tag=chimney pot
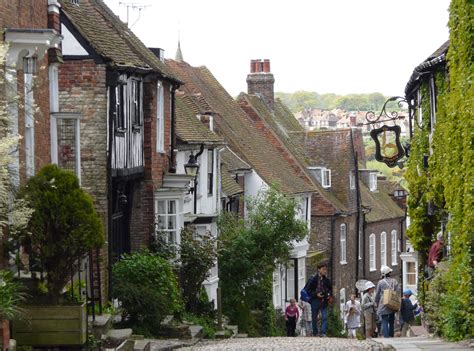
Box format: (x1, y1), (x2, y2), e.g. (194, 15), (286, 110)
(250, 60), (256, 73)
(263, 59), (270, 73)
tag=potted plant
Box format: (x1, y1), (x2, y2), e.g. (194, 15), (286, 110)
(12, 164), (104, 347)
(0, 270), (26, 350)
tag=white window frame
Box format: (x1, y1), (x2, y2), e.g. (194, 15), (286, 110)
(358, 229), (362, 260)
(340, 223), (347, 264)
(155, 198), (179, 244)
(51, 113), (82, 183)
(391, 230), (398, 265)
(369, 172), (377, 192)
(322, 168), (331, 188)
(380, 231), (387, 267)
(349, 171), (356, 190)
(369, 234), (376, 271)
(156, 80), (165, 152)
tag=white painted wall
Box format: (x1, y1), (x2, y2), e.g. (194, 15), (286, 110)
(61, 24), (88, 56)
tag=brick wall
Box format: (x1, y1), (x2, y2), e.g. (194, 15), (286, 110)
(58, 59), (109, 300)
(363, 218), (404, 285)
(0, 0), (48, 29)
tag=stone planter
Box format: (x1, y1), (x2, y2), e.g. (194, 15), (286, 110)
(12, 303), (86, 347)
(0, 319), (10, 351)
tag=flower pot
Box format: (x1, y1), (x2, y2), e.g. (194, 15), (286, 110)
(0, 319), (10, 351)
(12, 303), (86, 347)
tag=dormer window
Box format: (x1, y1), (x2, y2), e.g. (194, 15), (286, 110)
(369, 172), (377, 191)
(308, 167), (331, 189)
(394, 189), (406, 198)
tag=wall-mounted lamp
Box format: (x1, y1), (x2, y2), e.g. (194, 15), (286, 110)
(184, 144), (204, 214)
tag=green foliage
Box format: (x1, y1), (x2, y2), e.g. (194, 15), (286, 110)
(64, 281), (86, 303)
(178, 227), (217, 314)
(16, 165), (104, 302)
(327, 305), (346, 337)
(181, 312), (217, 339)
(275, 91), (389, 113)
(404, 0), (473, 340)
(218, 187), (308, 334)
(112, 251), (182, 333)
(0, 270), (26, 320)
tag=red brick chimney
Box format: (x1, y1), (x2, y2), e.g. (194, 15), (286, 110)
(247, 59), (275, 110)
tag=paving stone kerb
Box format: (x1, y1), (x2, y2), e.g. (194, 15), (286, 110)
(178, 337), (391, 350)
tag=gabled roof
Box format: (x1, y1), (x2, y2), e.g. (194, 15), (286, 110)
(165, 59), (314, 195)
(60, 0), (180, 82)
(221, 147), (252, 172)
(361, 183), (405, 223)
(221, 164), (243, 197)
(239, 94), (345, 212)
(175, 95), (224, 145)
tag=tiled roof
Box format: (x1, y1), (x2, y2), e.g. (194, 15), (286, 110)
(60, 0), (179, 82)
(239, 94), (346, 212)
(361, 184), (405, 223)
(165, 59), (314, 195)
(221, 164), (243, 197)
(221, 147), (251, 172)
(175, 95), (225, 145)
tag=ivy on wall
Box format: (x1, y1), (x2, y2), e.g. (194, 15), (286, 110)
(405, 0), (473, 340)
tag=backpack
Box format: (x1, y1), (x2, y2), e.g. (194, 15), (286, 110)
(300, 276), (316, 303)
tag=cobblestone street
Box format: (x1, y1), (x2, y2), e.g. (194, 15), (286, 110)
(178, 337), (386, 351)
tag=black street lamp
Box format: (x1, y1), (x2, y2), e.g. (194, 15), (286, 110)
(184, 144), (204, 214)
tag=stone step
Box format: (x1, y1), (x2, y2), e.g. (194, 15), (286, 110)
(89, 313), (113, 339)
(226, 324), (239, 336)
(133, 339), (151, 351)
(189, 325), (203, 340)
(107, 328), (133, 340)
(235, 333), (248, 338)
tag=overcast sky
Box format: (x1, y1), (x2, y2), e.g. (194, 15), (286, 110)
(103, 0), (450, 97)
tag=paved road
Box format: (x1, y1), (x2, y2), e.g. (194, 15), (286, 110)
(375, 335), (473, 350)
(178, 337), (388, 350)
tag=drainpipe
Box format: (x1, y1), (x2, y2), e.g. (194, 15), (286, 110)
(354, 151), (362, 282)
(169, 85), (177, 173)
(106, 85), (114, 300)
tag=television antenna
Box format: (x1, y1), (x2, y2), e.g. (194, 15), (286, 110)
(119, 2), (151, 27)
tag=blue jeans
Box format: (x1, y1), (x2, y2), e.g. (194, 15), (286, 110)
(381, 313), (395, 337)
(311, 298), (328, 336)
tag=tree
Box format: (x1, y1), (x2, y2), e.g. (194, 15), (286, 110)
(178, 226), (217, 314)
(17, 165), (104, 302)
(218, 187), (308, 334)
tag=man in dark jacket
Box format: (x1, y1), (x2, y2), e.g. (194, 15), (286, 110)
(306, 263), (332, 336)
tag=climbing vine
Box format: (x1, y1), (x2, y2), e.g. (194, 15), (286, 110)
(405, 0), (473, 340)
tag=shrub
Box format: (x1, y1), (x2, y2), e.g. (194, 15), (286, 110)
(112, 251), (182, 332)
(178, 227), (217, 314)
(16, 165), (104, 303)
(0, 270), (26, 320)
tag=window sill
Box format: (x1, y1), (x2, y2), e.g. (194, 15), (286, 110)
(132, 125), (142, 133)
(391, 262), (398, 266)
(115, 128), (126, 136)
(370, 268), (376, 272)
(340, 261), (347, 265)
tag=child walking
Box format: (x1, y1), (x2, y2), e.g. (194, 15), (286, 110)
(345, 293), (361, 338)
(400, 289), (418, 337)
(298, 299), (312, 336)
(285, 298), (300, 337)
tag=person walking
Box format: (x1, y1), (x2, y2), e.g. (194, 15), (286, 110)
(305, 263), (332, 337)
(361, 281), (377, 338)
(298, 299), (312, 336)
(375, 265), (400, 338)
(285, 298), (299, 337)
(344, 293), (361, 338)
(400, 289), (418, 337)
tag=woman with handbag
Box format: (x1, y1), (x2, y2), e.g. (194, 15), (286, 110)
(375, 265), (400, 338)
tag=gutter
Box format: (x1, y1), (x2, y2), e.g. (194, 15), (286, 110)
(170, 85), (177, 173)
(405, 53), (447, 97)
